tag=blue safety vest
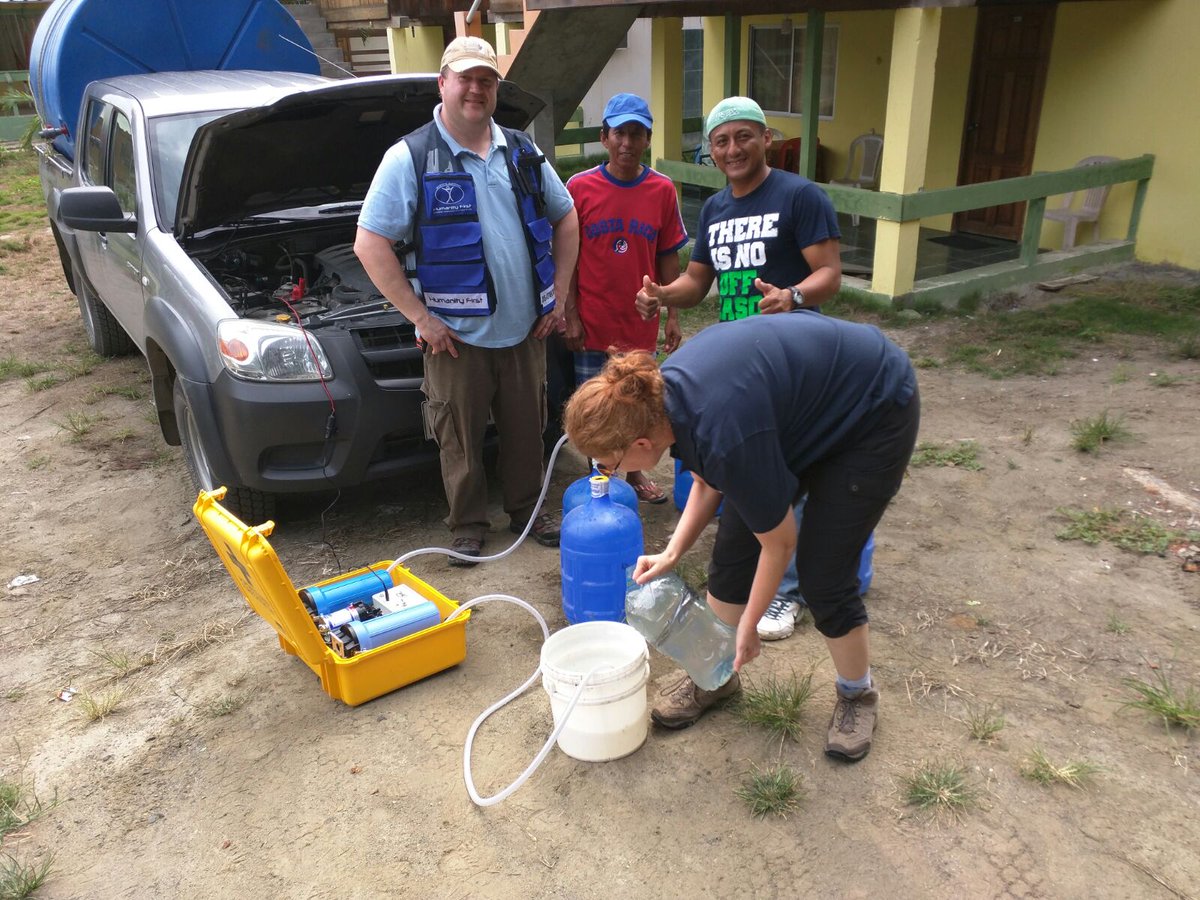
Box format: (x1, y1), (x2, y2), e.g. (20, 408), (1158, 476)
(403, 121), (556, 318)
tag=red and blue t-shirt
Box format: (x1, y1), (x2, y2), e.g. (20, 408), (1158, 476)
(567, 164), (689, 352)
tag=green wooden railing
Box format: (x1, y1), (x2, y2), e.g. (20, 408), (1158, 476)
(656, 153), (1155, 302)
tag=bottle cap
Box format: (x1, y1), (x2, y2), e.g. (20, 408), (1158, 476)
(589, 475), (610, 498)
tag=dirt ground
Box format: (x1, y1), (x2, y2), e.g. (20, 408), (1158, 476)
(2, 226), (1198, 900)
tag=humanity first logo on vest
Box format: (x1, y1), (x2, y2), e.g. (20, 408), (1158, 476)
(429, 178), (476, 217)
(707, 213), (780, 322)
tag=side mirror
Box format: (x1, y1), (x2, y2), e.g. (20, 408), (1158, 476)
(59, 186), (137, 233)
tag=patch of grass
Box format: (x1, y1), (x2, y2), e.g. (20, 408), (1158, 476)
(88, 384), (145, 403)
(1110, 365), (1132, 384)
(0, 777), (56, 840)
(0, 853), (54, 899)
(23, 455), (49, 471)
(55, 411), (103, 442)
(1149, 371), (1182, 387)
(734, 670), (814, 743)
(24, 375), (59, 393)
(876, 282), (1200, 378)
(89, 647), (153, 680)
(1055, 507), (1198, 555)
(205, 693), (247, 718)
(1021, 425), (1035, 445)
(1105, 613), (1130, 635)
(76, 687), (128, 723)
(5, 688), (27, 702)
(913, 356), (941, 369)
(734, 764), (803, 818)
(0, 150), (45, 233)
(910, 440), (983, 470)
(149, 449), (176, 468)
(1121, 670), (1199, 732)
(1069, 410), (1131, 453)
(1020, 748), (1100, 788)
(963, 703), (1005, 742)
(901, 762), (975, 812)
(0, 356), (53, 383)
(1171, 333), (1200, 360)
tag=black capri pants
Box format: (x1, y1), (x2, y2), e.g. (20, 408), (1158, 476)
(707, 388), (921, 639)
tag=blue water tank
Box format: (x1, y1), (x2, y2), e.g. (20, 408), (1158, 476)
(29, 0), (320, 160)
(560, 477), (644, 624)
(673, 458), (724, 516)
(563, 467), (638, 518)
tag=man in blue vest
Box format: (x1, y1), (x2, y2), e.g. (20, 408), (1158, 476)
(355, 36), (579, 565)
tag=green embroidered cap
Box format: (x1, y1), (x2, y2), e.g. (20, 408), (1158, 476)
(705, 96), (767, 136)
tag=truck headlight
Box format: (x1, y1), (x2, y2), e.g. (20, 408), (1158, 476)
(216, 320), (333, 382)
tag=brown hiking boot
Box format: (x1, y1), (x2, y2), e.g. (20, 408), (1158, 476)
(650, 670), (741, 729)
(824, 686), (880, 762)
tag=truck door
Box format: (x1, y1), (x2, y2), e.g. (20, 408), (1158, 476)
(76, 99), (146, 347)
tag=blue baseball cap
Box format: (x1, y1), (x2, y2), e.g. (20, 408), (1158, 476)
(602, 93), (653, 130)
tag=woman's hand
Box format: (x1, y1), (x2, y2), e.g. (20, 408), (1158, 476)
(734, 615), (762, 673)
(633, 550), (678, 584)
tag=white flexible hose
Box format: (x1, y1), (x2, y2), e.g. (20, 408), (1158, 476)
(444, 594), (612, 807)
(387, 434), (571, 575)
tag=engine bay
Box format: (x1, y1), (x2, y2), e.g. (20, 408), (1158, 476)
(196, 228), (402, 328)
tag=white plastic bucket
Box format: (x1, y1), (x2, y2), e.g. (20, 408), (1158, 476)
(540, 621), (649, 762)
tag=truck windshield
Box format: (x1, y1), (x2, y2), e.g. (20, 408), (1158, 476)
(148, 110), (230, 230)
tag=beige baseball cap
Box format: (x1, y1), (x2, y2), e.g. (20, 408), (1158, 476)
(440, 36), (501, 76)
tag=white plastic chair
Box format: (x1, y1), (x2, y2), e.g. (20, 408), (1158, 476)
(831, 130), (884, 226)
(1042, 156), (1118, 249)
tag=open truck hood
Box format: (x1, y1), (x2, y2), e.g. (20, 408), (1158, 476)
(176, 74), (544, 236)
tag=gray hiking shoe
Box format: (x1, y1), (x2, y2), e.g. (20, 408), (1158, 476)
(650, 670), (741, 729)
(824, 686), (880, 762)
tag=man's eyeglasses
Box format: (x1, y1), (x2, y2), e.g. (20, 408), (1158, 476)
(594, 453), (623, 477)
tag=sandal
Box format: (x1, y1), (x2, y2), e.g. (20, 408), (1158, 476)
(630, 478), (668, 505)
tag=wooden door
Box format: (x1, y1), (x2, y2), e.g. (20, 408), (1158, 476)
(955, 5), (1056, 240)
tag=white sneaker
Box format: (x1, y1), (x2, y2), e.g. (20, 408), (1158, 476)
(757, 597), (801, 641)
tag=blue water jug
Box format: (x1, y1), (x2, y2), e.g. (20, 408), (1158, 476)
(625, 573), (734, 691)
(672, 459), (724, 516)
(563, 467), (639, 517)
(560, 476), (644, 624)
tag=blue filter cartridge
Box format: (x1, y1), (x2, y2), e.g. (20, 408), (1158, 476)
(332, 601), (441, 657)
(299, 569), (393, 616)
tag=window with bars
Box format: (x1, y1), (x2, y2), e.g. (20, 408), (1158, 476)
(748, 25), (838, 119)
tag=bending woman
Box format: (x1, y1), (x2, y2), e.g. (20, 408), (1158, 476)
(563, 312), (919, 761)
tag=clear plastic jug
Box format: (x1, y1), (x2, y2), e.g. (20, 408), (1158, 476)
(624, 573), (735, 691)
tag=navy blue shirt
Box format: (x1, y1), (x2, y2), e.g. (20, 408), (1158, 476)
(691, 169), (840, 322)
(662, 312), (916, 533)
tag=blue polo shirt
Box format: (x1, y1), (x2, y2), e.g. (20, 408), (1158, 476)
(359, 105), (574, 348)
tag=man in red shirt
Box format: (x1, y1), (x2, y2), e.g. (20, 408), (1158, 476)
(564, 93), (688, 503)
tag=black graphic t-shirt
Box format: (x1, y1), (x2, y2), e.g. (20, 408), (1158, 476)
(691, 170), (840, 322)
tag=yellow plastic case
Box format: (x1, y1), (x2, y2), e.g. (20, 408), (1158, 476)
(193, 488), (470, 706)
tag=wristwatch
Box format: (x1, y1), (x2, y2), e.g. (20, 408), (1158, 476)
(788, 286), (805, 310)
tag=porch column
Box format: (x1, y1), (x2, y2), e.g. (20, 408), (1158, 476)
(386, 22), (444, 74)
(798, 10), (824, 181)
(701, 14), (741, 114)
(872, 8), (941, 298)
(650, 17), (684, 166)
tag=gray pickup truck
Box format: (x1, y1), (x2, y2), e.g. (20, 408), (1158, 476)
(39, 70), (543, 520)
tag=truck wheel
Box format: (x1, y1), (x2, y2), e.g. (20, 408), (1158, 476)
(173, 377), (274, 523)
(77, 278), (135, 357)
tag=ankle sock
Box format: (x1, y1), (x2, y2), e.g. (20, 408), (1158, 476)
(836, 670), (872, 697)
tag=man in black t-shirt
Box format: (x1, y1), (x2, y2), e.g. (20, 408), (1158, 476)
(635, 96), (841, 320)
